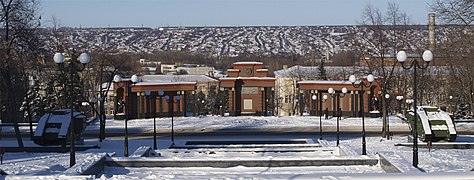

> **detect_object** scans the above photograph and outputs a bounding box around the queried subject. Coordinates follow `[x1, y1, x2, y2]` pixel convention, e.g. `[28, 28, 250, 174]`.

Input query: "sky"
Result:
[40, 0, 433, 28]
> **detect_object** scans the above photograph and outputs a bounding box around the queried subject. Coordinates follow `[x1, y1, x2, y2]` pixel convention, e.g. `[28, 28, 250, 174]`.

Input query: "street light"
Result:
[53, 51, 90, 167]
[312, 94, 317, 116]
[384, 93, 391, 140]
[406, 99, 414, 109]
[328, 87, 347, 146]
[397, 50, 433, 167]
[144, 90, 158, 150]
[349, 74, 374, 155]
[396, 96, 404, 114]
[113, 74, 138, 157]
[156, 90, 164, 149]
[449, 95, 454, 114]
[312, 93, 328, 140]
[165, 95, 181, 146]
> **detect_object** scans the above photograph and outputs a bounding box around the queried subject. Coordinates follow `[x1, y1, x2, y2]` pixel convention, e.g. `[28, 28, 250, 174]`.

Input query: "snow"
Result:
[1, 116, 474, 179]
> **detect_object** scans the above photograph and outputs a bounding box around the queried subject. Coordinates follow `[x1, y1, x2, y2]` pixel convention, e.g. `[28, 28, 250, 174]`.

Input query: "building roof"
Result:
[233, 61, 263, 65]
[220, 77, 276, 80]
[273, 65, 369, 79]
[298, 80, 359, 85]
[136, 82, 197, 86]
[140, 74, 219, 83]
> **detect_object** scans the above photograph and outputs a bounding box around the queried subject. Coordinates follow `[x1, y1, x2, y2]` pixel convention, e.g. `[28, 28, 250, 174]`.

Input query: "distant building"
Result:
[160, 64, 177, 74]
[274, 65, 369, 116]
[112, 74, 219, 119]
[100, 82, 116, 117]
[139, 59, 161, 75]
[220, 62, 275, 116]
[297, 79, 381, 117]
[175, 64, 215, 76]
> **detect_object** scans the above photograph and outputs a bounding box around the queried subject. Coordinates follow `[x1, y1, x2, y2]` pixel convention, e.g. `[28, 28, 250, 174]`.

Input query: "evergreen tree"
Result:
[42, 79, 59, 112]
[196, 91, 206, 115]
[206, 86, 219, 115]
[19, 76, 44, 121]
[318, 59, 328, 80]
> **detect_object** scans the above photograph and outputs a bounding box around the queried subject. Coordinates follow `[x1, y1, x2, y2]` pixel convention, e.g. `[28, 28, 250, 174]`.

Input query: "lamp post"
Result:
[312, 94, 328, 140]
[201, 99, 205, 115]
[165, 95, 181, 146]
[156, 90, 164, 149]
[349, 74, 374, 155]
[385, 93, 391, 140]
[449, 95, 453, 114]
[396, 96, 404, 114]
[312, 94, 317, 116]
[406, 99, 414, 110]
[328, 87, 347, 146]
[144, 90, 158, 149]
[397, 50, 433, 167]
[53, 51, 91, 167]
[113, 74, 138, 157]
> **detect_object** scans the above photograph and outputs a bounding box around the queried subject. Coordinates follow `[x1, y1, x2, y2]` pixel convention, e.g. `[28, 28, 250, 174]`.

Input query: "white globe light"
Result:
[328, 88, 334, 94]
[79, 53, 90, 64]
[323, 95, 328, 100]
[349, 75, 356, 83]
[397, 51, 407, 63]
[113, 75, 122, 83]
[422, 50, 433, 62]
[367, 74, 374, 83]
[53, 52, 64, 64]
[385, 94, 390, 99]
[312, 94, 317, 100]
[165, 95, 170, 101]
[131, 74, 139, 83]
[396, 96, 403, 100]
[341, 87, 348, 94]
[158, 90, 164, 96]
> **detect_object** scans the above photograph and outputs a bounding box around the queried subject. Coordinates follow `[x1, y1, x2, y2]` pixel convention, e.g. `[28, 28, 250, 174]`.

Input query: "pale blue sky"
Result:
[40, 0, 433, 28]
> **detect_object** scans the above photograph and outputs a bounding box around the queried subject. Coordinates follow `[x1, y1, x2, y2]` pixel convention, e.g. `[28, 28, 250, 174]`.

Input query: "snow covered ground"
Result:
[0, 116, 473, 179]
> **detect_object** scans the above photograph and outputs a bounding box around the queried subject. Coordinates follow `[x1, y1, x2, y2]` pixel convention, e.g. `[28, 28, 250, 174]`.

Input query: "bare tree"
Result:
[0, 0, 42, 150]
[430, 0, 474, 116]
[430, 0, 474, 25]
[360, 2, 412, 138]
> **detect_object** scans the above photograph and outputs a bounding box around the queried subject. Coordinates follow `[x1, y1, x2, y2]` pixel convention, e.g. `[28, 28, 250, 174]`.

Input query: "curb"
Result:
[377, 153, 402, 173]
[105, 156, 379, 168]
[63, 153, 108, 176]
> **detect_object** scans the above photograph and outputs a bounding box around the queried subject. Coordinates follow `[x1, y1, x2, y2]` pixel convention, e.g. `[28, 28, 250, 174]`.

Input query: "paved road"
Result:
[1, 123, 472, 139]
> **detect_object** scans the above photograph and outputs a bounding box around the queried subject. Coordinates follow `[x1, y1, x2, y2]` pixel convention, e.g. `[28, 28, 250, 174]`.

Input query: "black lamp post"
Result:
[113, 74, 138, 157]
[449, 95, 453, 114]
[53, 51, 91, 167]
[197, 98, 202, 116]
[156, 90, 164, 149]
[312, 94, 317, 116]
[144, 90, 158, 149]
[406, 99, 414, 110]
[312, 93, 328, 140]
[397, 50, 433, 167]
[349, 74, 374, 155]
[385, 93, 391, 140]
[165, 95, 181, 146]
[396, 96, 404, 114]
[328, 87, 347, 146]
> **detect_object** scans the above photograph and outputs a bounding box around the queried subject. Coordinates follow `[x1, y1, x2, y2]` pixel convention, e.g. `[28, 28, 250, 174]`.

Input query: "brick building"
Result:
[297, 78, 381, 117]
[220, 62, 275, 116]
